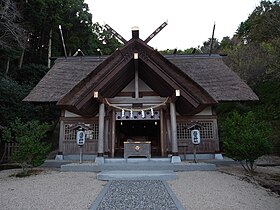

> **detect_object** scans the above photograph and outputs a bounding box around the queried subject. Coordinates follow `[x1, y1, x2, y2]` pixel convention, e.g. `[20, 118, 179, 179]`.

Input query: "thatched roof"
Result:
[24, 57, 105, 102]
[167, 55, 258, 101]
[24, 54, 258, 103]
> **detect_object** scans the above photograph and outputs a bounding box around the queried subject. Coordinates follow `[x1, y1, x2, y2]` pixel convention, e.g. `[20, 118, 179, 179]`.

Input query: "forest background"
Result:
[0, 0, 279, 154]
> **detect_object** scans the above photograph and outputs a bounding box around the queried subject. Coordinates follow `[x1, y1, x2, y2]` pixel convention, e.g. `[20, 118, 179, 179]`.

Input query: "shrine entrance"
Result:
[115, 120, 161, 157]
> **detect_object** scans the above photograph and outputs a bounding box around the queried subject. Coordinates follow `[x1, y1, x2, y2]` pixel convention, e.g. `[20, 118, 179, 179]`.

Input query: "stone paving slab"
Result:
[97, 170, 177, 180]
[89, 180, 185, 210]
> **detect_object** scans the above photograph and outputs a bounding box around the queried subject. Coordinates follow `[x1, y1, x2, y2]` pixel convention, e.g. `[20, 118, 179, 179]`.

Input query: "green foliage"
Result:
[11, 64, 49, 86]
[0, 73, 32, 124]
[13, 0, 122, 62]
[221, 111, 272, 173]
[222, 1, 280, 83]
[0, 73, 59, 126]
[91, 23, 123, 55]
[159, 48, 202, 55]
[236, 1, 280, 43]
[3, 119, 51, 174]
[253, 81, 280, 121]
[200, 38, 220, 54]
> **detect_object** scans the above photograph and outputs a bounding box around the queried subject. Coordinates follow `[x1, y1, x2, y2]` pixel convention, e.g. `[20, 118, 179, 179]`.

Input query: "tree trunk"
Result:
[18, 48, 25, 69]
[47, 29, 52, 68]
[5, 57, 10, 75]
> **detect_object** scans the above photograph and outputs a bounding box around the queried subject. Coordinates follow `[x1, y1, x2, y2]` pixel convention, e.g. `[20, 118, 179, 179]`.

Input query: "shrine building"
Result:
[24, 26, 258, 162]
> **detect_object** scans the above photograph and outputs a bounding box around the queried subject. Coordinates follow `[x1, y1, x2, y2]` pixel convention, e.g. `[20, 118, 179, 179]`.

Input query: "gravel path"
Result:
[91, 180, 181, 210]
[0, 169, 279, 210]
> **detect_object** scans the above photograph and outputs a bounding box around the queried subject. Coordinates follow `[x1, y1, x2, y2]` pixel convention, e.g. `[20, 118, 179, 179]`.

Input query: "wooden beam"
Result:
[75, 57, 131, 110]
[104, 24, 128, 44]
[106, 97, 167, 104]
[142, 57, 201, 107]
[144, 21, 168, 43]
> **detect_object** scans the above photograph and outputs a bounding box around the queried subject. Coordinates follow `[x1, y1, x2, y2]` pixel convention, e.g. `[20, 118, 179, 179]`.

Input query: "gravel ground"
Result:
[0, 169, 105, 210]
[168, 171, 280, 210]
[0, 169, 279, 210]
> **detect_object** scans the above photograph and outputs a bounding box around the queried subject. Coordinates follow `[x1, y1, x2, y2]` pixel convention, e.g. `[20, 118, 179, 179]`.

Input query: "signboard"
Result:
[191, 129, 201, 145]
[76, 130, 85, 146]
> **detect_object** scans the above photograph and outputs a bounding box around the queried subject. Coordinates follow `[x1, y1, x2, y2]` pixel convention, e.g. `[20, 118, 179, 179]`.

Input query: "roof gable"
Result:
[56, 39, 217, 116]
[24, 41, 258, 116]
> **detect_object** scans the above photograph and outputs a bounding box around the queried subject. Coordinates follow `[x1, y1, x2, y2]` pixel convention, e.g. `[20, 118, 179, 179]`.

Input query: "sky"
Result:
[85, 0, 261, 50]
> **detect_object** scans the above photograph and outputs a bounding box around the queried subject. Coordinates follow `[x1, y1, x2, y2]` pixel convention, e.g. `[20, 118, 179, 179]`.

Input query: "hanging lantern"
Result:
[130, 109, 133, 118]
[151, 108, 154, 116]
[121, 109, 125, 118]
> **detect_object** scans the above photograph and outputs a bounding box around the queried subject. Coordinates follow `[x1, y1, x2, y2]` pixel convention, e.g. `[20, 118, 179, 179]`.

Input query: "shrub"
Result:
[221, 111, 272, 173]
[2, 119, 51, 175]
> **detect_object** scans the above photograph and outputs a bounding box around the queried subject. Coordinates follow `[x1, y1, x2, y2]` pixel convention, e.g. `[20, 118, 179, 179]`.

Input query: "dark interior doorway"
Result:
[115, 120, 160, 157]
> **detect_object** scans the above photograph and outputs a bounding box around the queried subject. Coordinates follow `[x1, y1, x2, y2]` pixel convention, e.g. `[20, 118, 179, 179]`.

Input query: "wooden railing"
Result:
[62, 140, 98, 154]
[178, 139, 217, 153]
[1, 143, 19, 162]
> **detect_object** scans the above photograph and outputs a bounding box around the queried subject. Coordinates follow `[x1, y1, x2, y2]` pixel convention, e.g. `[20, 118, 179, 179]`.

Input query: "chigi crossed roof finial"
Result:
[104, 20, 168, 44]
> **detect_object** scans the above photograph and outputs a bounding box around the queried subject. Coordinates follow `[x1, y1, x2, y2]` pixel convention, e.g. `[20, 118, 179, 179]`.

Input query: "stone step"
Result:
[104, 157, 171, 163]
[97, 170, 176, 180]
[61, 162, 216, 172]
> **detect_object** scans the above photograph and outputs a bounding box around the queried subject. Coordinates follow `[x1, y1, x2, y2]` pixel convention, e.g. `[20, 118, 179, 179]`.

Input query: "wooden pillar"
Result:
[97, 103, 105, 156]
[213, 118, 220, 152]
[59, 110, 65, 154]
[111, 110, 116, 158]
[59, 119, 64, 153]
[160, 109, 165, 157]
[134, 53, 139, 98]
[170, 102, 178, 155]
[166, 118, 172, 153]
[104, 118, 109, 155]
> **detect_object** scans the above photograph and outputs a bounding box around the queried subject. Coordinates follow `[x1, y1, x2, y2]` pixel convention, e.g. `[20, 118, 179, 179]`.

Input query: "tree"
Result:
[2, 119, 51, 175]
[220, 111, 272, 174]
[223, 1, 280, 82]
[0, 72, 59, 126]
[200, 38, 220, 54]
[222, 42, 269, 85]
[236, 1, 280, 43]
[0, 0, 27, 50]
[0, 0, 27, 73]
[91, 23, 123, 55]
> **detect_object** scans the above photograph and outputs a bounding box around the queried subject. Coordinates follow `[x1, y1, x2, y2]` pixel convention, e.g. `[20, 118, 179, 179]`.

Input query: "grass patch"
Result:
[0, 163, 21, 171]
[9, 169, 44, 178]
[271, 175, 280, 182]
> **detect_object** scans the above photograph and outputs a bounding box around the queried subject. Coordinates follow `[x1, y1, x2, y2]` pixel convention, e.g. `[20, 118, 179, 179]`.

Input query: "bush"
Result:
[221, 111, 272, 173]
[2, 119, 51, 174]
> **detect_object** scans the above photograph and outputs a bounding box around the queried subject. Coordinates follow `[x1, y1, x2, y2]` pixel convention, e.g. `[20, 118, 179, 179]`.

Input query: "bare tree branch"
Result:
[0, 0, 27, 50]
